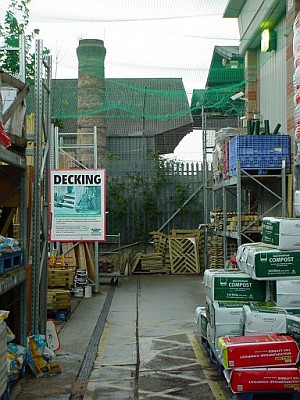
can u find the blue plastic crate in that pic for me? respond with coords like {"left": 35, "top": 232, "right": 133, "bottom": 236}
{"left": 229, "top": 135, "right": 291, "bottom": 176}
{"left": 0, "top": 251, "right": 24, "bottom": 275}
{"left": 47, "top": 309, "right": 71, "bottom": 321}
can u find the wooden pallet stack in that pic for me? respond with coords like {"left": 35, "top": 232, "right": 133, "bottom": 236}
{"left": 208, "top": 236, "right": 237, "bottom": 269}
{"left": 208, "top": 235, "right": 224, "bottom": 269}
{"left": 47, "top": 289, "right": 71, "bottom": 315}
{"left": 150, "top": 231, "right": 170, "bottom": 271}
{"left": 47, "top": 248, "right": 78, "bottom": 319}
{"left": 131, "top": 228, "right": 205, "bottom": 275}
{"left": 131, "top": 252, "right": 166, "bottom": 274}
{"left": 210, "top": 208, "right": 223, "bottom": 231}
{"left": 211, "top": 209, "right": 261, "bottom": 233}
{"left": 48, "top": 268, "right": 74, "bottom": 289}
{"left": 226, "top": 212, "right": 261, "bottom": 232}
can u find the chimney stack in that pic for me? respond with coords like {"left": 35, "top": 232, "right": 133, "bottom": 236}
{"left": 76, "top": 39, "right": 106, "bottom": 167}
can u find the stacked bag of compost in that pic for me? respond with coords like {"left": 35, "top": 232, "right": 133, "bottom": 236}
{"left": 199, "top": 216, "right": 300, "bottom": 396}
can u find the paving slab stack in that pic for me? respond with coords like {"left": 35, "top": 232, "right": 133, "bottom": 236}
{"left": 196, "top": 216, "right": 300, "bottom": 397}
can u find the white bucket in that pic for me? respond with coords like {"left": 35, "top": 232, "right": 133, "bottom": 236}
{"left": 84, "top": 285, "right": 92, "bottom": 298}
{"left": 74, "top": 278, "right": 88, "bottom": 287}
{"left": 73, "top": 288, "right": 84, "bottom": 297}
{"left": 76, "top": 269, "right": 87, "bottom": 277}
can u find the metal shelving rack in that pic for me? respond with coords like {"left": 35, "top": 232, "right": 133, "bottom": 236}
{"left": 0, "top": 71, "right": 28, "bottom": 345}
{"left": 212, "top": 160, "right": 288, "bottom": 261}
{"left": 31, "top": 39, "right": 52, "bottom": 335}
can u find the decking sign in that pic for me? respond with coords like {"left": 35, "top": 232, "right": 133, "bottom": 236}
{"left": 50, "top": 169, "right": 106, "bottom": 242}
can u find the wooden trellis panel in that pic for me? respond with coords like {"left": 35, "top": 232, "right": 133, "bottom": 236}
{"left": 169, "top": 236, "right": 200, "bottom": 274}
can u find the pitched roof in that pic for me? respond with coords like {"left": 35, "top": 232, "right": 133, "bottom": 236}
{"left": 190, "top": 46, "right": 245, "bottom": 129}
{"left": 51, "top": 77, "right": 193, "bottom": 138}
{"left": 206, "top": 45, "right": 244, "bottom": 87}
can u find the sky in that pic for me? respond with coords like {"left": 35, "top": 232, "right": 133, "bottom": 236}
{"left": 0, "top": 0, "right": 240, "bottom": 161}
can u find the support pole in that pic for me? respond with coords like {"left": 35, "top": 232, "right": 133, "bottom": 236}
{"left": 94, "top": 126, "right": 99, "bottom": 293}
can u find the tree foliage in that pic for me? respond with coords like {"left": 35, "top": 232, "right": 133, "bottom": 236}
{"left": 0, "top": 0, "right": 47, "bottom": 82}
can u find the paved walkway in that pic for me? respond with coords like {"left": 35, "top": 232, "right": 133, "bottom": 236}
{"left": 10, "top": 275, "right": 232, "bottom": 400}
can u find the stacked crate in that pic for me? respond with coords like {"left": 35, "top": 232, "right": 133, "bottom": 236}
{"left": 150, "top": 231, "right": 170, "bottom": 271}
{"left": 138, "top": 229, "right": 205, "bottom": 275}
{"left": 47, "top": 255, "right": 75, "bottom": 320}
{"left": 47, "top": 289, "right": 71, "bottom": 315}
{"left": 228, "top": 134, "right": 291, "bottom": 176}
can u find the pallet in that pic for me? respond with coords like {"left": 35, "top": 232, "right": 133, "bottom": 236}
{"left": 48, "top": 267, "right": 74, "bottom": 289}
{"left": 201, "top": 336, "right": 224, "bottom": 377}
{"left": 0, "top": 251, "right": 23, "bottom": 275}
{"left": 230, "top": 168, "right": 286, "bottom": 176}
{"left": 131, "top": 252, "right": 167, "bottom": 274}
{"left": 47, "top": 289, "right": 71, "bottom": 310}
{"left": 149, "top": 231, "right": 169, "bottom": 255}
{"left": 233, "top": 392, "right": 300, "bottom": 400}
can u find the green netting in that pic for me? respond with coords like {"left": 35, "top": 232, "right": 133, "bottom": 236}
{"left": 50, "top": 78, "right": 192, "bottom": 121}
{"left": 191, "top": 81, "right": 246, "bottom": 115}
{"left": 0, "top": 0, "right": 289, "bottom": 126}
{"left": 31, "top": 77, "right": 246, "bottom": 130}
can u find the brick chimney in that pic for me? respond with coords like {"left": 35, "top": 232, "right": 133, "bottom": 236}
{"left": 76, "top": 39, "right": 106, "bottom": 167}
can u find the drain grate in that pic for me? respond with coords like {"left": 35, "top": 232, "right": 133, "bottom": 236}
{"left": 69, "top": 285, "right": 116, "bottom": 399}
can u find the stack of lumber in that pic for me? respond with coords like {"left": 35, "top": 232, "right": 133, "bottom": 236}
{"left": 208, "top": 236, "right": 237, "bottom": 269}
{"left": 47, "top": 289, "right": 71, "bottom": 312}
{"left": 150, "top": 231, "right": 169, "bottom": 254}
{"left": 131, "top": 252, "right": 166, "bottom": 274}
{"left": 50, "top": 242, "right": 96, "bottom": 284}
{"left": 133, "top": 228, "right": 205, "bottom": 275}
{"left": 141, "top": 253, "right": 166, "bottom": 273}
{"left": 149, "top": 231, "right": 170, "bottom": 271}
{"left": 47, "top": 258, "right": 73, "bottom": 312}
{"left": 210, "top": 209, "right": 261, "bottom": 233}
{"left": 48, "top": 268, "right": 74, "bottom": 289}
{"left": 208, "top": 235, "right": 224, "bottom": 269}
{"left": 210, "top": 208, "right": 223, "bottom": 231}
{"left": 226, "top": 212, "right": 261, "bottom": 232}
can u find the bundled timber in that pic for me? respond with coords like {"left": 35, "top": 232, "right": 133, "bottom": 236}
{"left": 47, "top": 289, "right": 71, "bottom": 311}
{"left": 147, "top": 228, "right": 205, "bottom": 275}
{"left": 131, "top": 252, "right": 166, "bottom": 274}
{"left": 208, "top": 235, "right": 224, "bottom": 269}
{"left": 48, "top": 267, "right": 74, "bottom": 289}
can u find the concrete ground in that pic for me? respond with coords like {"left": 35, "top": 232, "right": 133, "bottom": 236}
{"left": 10, "top": 274, "right": 233, "bottom": 400}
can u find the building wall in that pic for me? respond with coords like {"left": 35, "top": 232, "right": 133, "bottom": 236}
{"left": 106, "top": 136, "right": 155, "bottom": 161}
{"left": 238, "top": 0, "right": 285, "bottom": 54}
{"left": 259, "top": 16, "right": 287, "bottom": 133}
